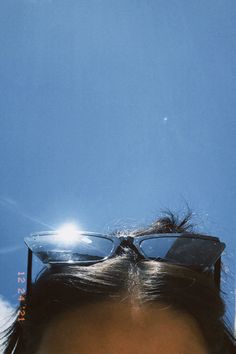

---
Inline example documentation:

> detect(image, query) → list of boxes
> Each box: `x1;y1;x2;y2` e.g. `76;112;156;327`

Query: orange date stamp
17;272;26;321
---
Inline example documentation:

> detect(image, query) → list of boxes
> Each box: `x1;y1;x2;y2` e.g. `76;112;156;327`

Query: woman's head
2;211;235;354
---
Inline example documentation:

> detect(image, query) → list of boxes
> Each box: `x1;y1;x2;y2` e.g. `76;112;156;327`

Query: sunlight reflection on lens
57;223;80;243
57;223;92;244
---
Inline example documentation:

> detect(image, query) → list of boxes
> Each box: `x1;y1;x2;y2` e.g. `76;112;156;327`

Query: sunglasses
24;231;225;297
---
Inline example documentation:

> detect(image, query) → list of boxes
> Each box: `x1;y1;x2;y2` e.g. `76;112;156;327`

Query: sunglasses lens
140;236;225;270
24;234;114;263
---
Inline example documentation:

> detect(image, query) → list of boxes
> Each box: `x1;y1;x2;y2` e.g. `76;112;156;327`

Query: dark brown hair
1;210;236;354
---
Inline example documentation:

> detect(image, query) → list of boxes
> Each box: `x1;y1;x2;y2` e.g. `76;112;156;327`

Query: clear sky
0;0;235;335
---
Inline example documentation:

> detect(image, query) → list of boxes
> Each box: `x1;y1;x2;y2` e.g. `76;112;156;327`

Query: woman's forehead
35;302;208;354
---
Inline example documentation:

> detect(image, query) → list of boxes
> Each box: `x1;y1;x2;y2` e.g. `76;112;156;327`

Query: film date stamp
17;271;26;321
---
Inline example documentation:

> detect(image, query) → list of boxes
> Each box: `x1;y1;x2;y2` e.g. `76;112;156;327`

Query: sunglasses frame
25;231;225;298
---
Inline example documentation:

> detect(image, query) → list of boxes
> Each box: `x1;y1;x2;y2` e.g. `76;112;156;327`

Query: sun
57;223;80;243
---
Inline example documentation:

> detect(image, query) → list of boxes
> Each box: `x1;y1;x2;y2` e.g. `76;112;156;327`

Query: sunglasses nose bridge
119;235;134;244
117;236;140;255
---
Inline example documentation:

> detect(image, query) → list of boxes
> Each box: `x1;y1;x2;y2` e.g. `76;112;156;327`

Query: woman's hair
1;210;236;354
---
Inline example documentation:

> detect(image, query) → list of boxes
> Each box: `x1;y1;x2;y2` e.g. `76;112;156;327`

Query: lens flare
57;223;80;243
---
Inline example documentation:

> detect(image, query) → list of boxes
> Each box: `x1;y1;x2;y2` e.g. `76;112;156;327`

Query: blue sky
0;0;235;334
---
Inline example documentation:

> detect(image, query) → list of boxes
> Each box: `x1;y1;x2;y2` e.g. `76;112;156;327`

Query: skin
35;301;209;354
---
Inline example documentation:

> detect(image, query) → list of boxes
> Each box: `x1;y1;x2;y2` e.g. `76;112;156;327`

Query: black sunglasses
24;231;225;297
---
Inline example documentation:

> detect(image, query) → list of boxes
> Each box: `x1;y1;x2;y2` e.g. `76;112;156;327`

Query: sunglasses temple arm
26;248;33;299
214;257;221;290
